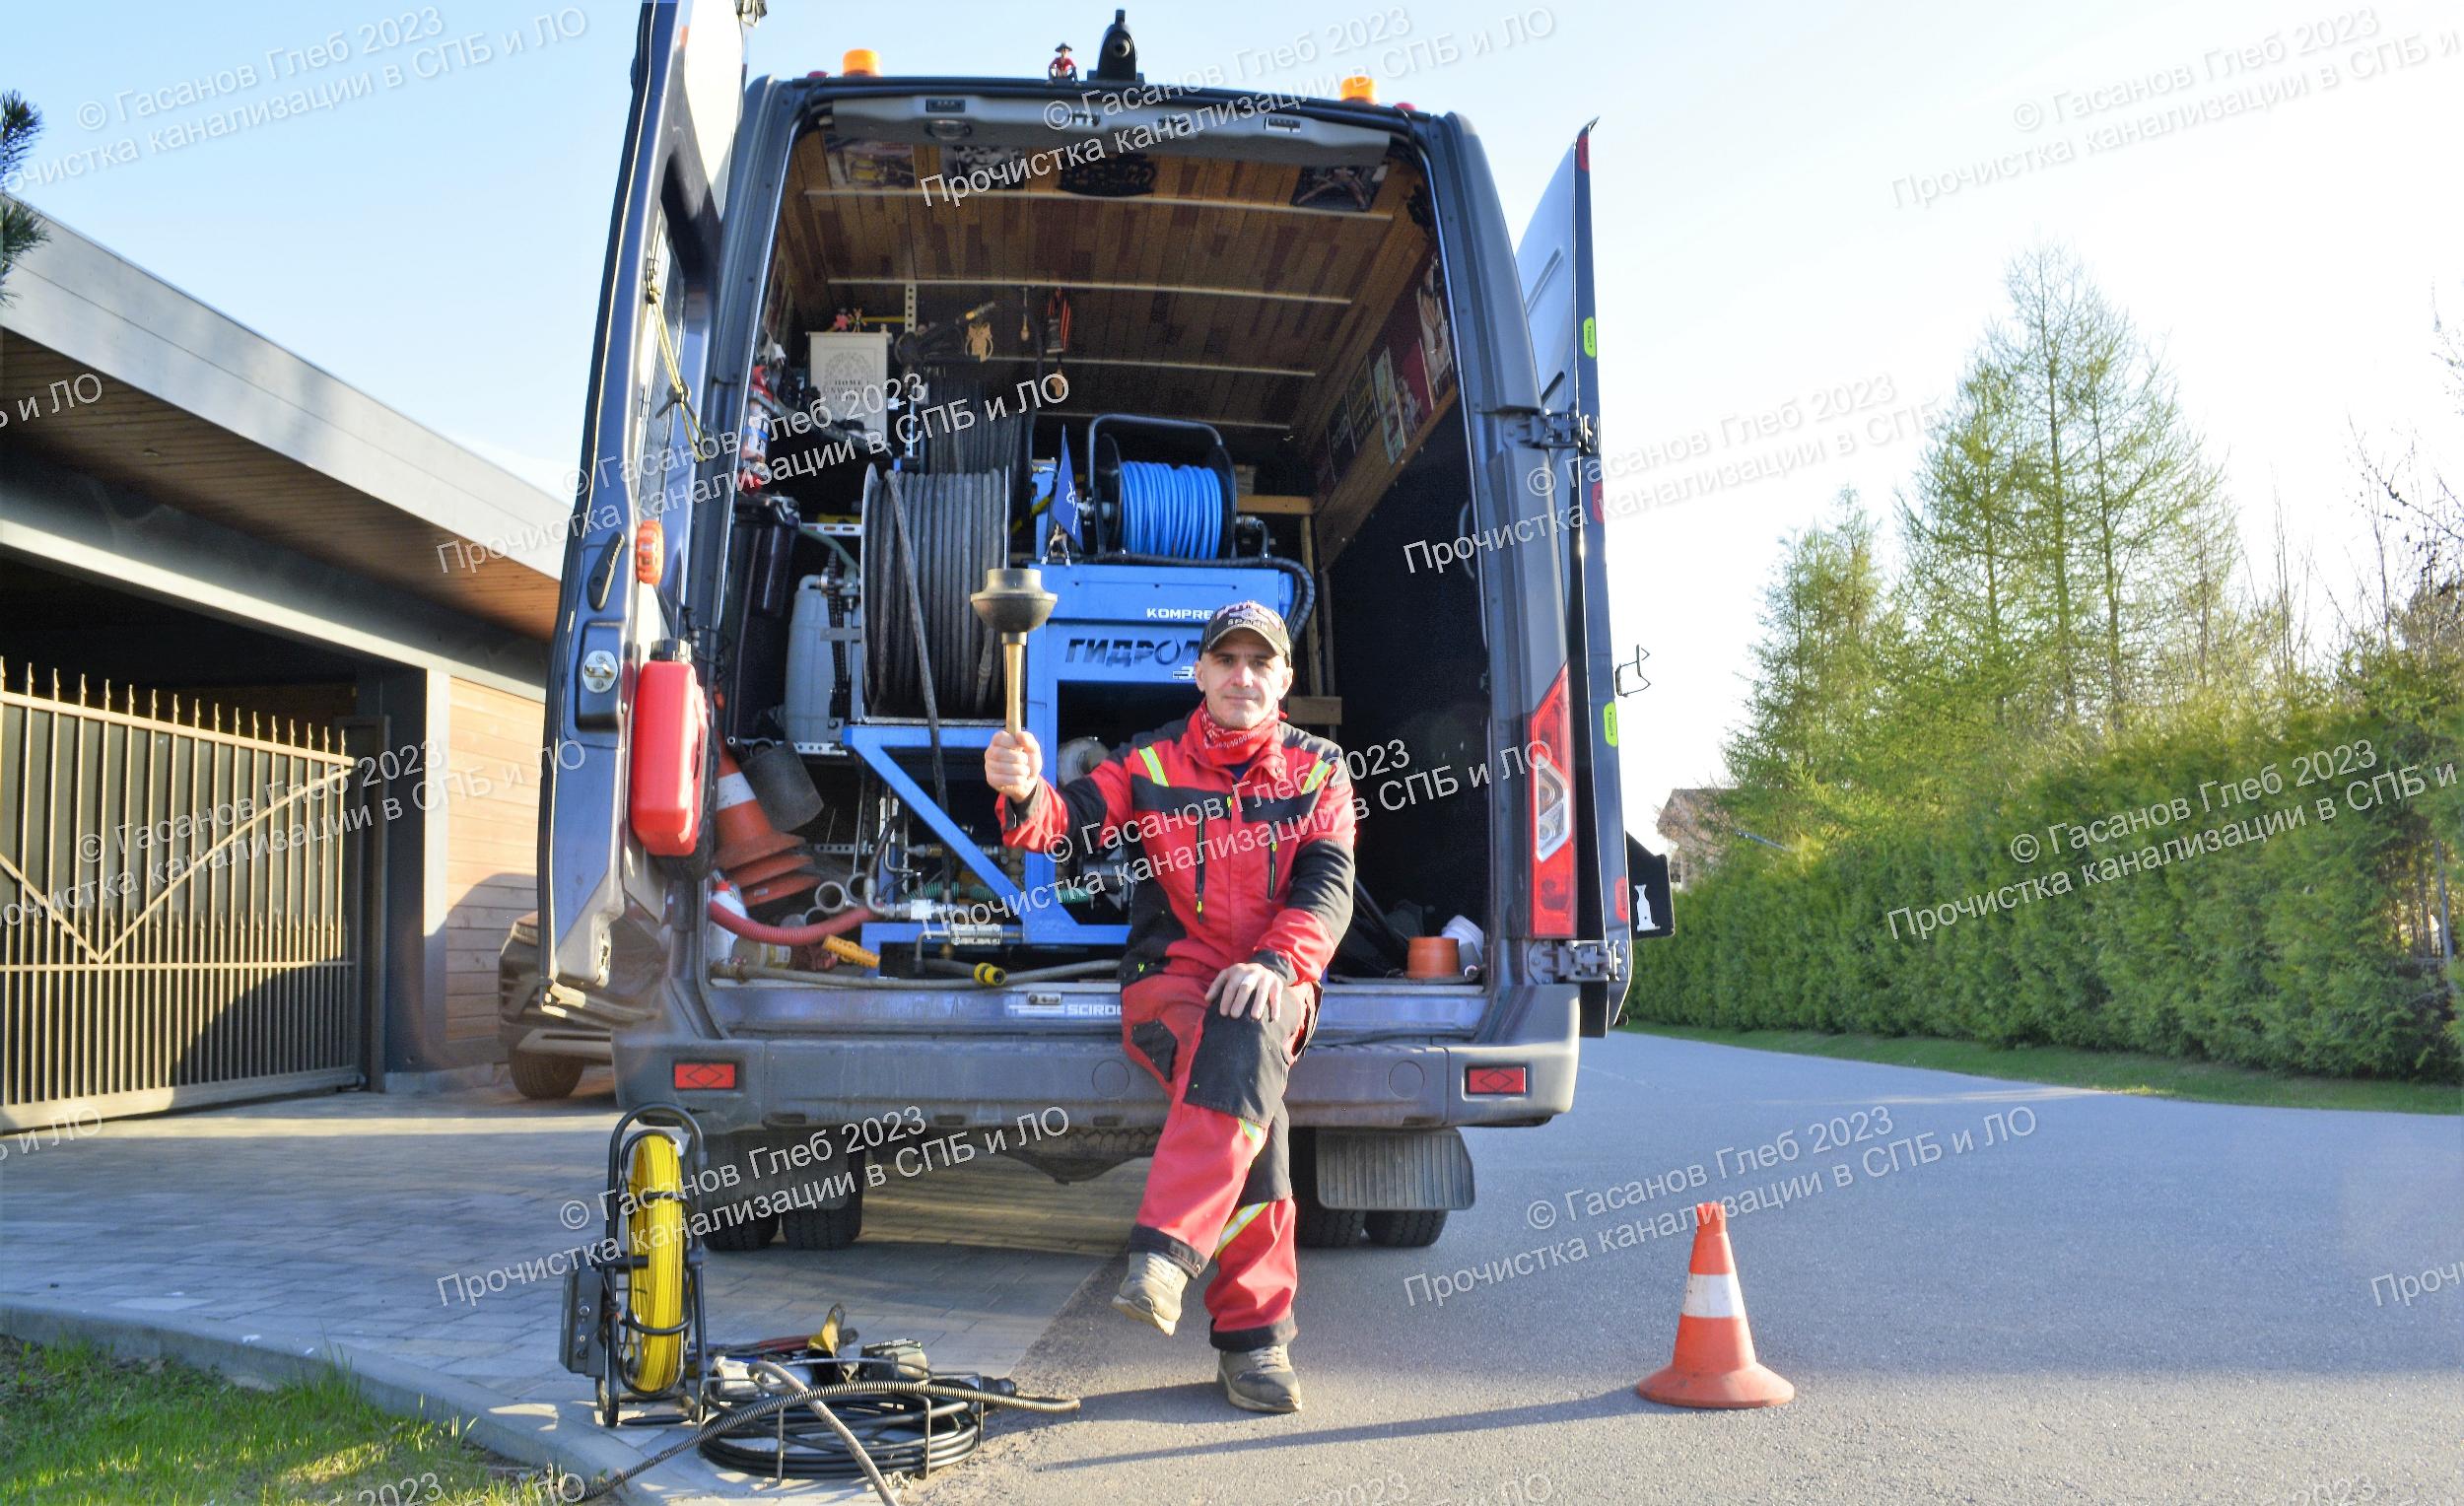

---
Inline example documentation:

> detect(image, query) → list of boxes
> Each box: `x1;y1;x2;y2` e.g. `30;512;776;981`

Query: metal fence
0;665;371;1129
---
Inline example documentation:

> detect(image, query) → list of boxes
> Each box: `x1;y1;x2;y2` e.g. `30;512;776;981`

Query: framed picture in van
1415;253;1456;401
826;137;916;189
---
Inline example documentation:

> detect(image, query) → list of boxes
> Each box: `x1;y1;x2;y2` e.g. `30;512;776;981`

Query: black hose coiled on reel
863;468;1008;718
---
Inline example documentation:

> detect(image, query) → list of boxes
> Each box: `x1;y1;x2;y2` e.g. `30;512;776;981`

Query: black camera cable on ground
573;1338;1079;1503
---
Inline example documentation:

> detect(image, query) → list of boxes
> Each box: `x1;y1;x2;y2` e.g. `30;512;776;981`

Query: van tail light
630;649;707;856
1530;664;1576;937
674;1061;736;1091
1467;1064;1528;1095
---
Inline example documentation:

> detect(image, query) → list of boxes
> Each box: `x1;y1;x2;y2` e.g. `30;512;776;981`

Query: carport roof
0;216;569;640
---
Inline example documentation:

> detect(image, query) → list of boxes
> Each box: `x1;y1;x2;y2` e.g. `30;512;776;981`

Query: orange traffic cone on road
1636;1200;1794;1408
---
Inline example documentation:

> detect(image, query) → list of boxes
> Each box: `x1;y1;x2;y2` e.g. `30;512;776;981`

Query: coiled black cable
698;1356;987;1481
571;1353;1079;1503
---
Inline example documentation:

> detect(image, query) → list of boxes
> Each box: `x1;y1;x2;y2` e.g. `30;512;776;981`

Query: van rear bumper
612;995;1579;1140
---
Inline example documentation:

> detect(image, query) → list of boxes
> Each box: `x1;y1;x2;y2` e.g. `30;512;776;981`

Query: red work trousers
1120;969;1315;1351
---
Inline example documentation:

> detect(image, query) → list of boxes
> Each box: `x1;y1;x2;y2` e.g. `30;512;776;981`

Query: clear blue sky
14;1;2461;827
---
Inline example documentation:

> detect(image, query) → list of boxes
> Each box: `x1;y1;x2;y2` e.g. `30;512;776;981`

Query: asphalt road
911;1031;2464;1506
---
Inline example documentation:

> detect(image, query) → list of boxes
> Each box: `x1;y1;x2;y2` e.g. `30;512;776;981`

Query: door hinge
1528;936;1628;984
1514;409;1595;454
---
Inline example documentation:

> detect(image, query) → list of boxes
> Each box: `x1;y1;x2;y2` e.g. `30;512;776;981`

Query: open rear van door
538;0;749;995
1516;120;1633;1035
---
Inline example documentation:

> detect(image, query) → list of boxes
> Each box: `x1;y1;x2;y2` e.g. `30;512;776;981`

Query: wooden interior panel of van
773;132;1462;564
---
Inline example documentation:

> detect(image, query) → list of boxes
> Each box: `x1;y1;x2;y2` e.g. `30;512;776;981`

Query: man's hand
1207;961;1287;1021
985;728;1043;803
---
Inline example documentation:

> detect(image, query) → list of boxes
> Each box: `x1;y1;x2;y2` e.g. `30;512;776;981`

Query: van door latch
1515;409;1596;454
1529;937;1627;983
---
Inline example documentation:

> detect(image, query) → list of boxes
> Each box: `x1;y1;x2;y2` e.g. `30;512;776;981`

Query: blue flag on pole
1053;426;1082;547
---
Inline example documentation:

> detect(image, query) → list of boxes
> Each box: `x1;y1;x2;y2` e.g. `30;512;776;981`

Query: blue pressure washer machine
758;410;1310;963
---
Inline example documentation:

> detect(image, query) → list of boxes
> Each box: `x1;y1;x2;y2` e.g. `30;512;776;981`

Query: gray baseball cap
1198;599;1292;659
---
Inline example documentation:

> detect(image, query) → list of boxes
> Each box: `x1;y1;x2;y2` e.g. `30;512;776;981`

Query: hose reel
1116;461;1226;558
561;1105;710;1429
860;467;1008;718
1087;415;1236;559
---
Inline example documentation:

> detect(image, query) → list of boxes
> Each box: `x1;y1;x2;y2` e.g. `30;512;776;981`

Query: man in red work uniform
983;599;1353;1413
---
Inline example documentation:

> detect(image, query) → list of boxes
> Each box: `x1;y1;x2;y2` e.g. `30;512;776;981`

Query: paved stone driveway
0;1072;1142;1501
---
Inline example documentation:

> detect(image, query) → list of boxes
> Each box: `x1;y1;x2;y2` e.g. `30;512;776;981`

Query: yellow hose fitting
822;935;880;969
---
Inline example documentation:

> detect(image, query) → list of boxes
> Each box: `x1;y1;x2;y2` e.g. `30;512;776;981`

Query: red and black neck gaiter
1186;706;1281;772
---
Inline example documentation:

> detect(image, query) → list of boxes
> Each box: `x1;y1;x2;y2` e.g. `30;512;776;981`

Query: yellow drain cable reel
557;1105;1081;1499
560;1104;710;1428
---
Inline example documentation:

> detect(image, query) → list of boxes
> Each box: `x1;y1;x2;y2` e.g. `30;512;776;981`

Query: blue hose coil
1117;461;1223;559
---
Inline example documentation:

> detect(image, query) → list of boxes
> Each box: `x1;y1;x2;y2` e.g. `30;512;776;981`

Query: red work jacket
997;709;1356;989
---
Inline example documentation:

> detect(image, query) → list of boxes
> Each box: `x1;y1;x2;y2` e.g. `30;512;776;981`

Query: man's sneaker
1218;1343;1303;1413
1112;1251;1188;1335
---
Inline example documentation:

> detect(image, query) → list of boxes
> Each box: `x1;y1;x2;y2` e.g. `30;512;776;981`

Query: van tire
780;1180;865;1251
1296;1199;1365;1248
1364;1209;1448;1248
703;1209;780;1252
510;1051;584;1100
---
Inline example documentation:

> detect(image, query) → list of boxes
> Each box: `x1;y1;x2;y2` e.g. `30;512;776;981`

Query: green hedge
1629;708;2463;1082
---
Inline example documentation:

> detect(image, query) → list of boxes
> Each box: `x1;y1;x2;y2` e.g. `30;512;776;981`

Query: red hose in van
705;902;876;947
630;656;708;856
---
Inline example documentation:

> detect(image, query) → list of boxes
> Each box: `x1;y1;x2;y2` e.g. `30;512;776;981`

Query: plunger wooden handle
972;568;1054;746
1002;638;1025;738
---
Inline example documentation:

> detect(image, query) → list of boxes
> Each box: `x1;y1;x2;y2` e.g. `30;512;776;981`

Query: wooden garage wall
444;677;543;1044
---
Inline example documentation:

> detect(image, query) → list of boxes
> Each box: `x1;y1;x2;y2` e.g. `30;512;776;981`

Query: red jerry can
629;653;707;856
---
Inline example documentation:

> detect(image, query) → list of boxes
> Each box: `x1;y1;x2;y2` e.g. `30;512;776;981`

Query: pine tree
1947;242;2250;738
1899;352;2045;751
0;93;47;307
1990;244;2097;726
1721;492;1899;848
2070;300;2237;728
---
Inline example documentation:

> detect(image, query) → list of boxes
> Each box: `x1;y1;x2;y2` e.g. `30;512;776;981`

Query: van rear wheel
1364;1209;1448;1248
510;1051;584;1100
1295;1197;1365;1249
703;1208;780;1252
779;1176;865;1250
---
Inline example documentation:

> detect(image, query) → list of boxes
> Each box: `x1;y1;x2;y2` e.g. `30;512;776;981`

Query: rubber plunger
1635;1200;1795;1408
970;568;1058;738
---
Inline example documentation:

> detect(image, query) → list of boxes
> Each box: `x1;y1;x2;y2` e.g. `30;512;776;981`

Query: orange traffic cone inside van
712;748;822;914
1635;1201;1795;1408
